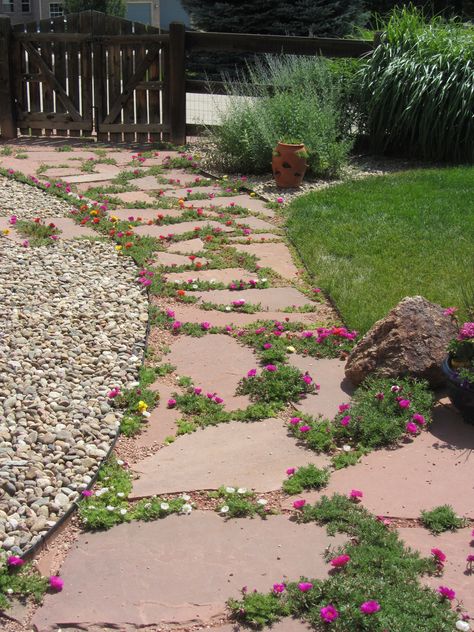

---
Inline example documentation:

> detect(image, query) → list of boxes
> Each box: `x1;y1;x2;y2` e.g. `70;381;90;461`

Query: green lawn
286;166;474;333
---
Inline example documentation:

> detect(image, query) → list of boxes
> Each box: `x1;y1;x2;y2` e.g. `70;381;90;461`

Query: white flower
237;487;247;494
220;505;230;513
260;278;267;283
117;492;125;498
116;459;124;465
95;487;108;497
160;502;170;510
257;498;267;506
175;279;182;284
106;505;115;511
210;279;216;284
181;503;192;514
89;505;96;509
456;622;471;632
192;284;198;289
142;410;151;418
225;306;231;311
225;486;236;494
181;493;191;501
144;502;151;509
119;508;127;515
6;588;13;595
342;445;352;452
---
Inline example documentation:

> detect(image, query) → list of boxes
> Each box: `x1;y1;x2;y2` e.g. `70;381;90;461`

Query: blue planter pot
441;358;474;424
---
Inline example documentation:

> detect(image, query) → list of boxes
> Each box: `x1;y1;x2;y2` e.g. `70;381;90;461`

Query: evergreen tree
63;0;126;17
181;0;369;38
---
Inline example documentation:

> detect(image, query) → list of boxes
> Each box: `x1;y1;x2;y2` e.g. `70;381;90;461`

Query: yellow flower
128;225;134;230
250;192;256;197
110;215;118;222
2;228;10;235
137;400;148;412
115;245;122;251
90;209;98;216
222;175;228;180
286;346;296;354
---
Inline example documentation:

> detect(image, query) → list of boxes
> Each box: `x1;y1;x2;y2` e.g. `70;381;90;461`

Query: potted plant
271;138;308;188
442;321;474;423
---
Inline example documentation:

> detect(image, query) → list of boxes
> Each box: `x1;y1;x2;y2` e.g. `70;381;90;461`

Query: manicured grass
286;167;474;333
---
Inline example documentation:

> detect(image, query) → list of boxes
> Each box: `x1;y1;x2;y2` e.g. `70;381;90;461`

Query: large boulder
345;296;457;387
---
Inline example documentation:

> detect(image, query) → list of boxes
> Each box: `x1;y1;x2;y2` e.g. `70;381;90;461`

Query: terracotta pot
272;142;308;188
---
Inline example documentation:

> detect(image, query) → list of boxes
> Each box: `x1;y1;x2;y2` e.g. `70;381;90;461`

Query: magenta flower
431;548;446;563
7;556;24;567
201;322;211;331
349;489;363;500
273;583;285;594
339;403;350;412
320;605;339;623
391;385;401;393
49;576;64;592
443;307;457;316
289;417;301;426
166;309;175;318
206;392;215;399
412;413;426;425
167;398;177;408
81;489;93;497
277;197;284;204
406;421;419;435
21;240;29;247
360;600;381;614
172;321;182;331
302;374;313;385
293;499;306;509
194;387;202;395
263;343;272;349
108;388;120;398
255;327;266;334
340;415;351;427
265;364;277;372
9;215;17;225
286;467;296;476
398;399;411;409
330;554;351;568
299;425;310;433
375;392;385;400
214;396;224;404
438;586;456;600
141;279;151;287
298;582;313;592
247;369;257;377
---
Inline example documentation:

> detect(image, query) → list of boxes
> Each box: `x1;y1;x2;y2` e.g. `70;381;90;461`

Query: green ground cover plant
15;219;61;246
282;464;330;495
420;505;468;534
286;167;474;333
210;486;272;519
0;556;47;610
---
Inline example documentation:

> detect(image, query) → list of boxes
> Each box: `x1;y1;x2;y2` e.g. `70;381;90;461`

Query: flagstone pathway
0;141;472;631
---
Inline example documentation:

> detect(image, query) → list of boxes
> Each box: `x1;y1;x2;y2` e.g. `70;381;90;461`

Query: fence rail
0;11;376;144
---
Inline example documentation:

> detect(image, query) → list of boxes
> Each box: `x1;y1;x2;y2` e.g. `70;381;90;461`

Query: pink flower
391;385;401;393
431;548;446;563
349;489;363;500
108;388;120;398
49;576;64;592
206;392;215;399
320;605;339;623
201;322;211;331
293;499;306;509
166;309;175;318
443;307;457;316
7;556;24;567
338;403;350;412
172;321;182;331
81;489;93;497
375;392;385;400
277;197;284;203
330;554;351;568
299;425;310;433
340;415;351;427
214;396;224;404
406;421;419;435
438;586;456;600
21;240;29;247
265;364;277;372
399;399;411;409
286;467;296;476
412;413;426;425
247;369;257;377
298;582;313;592
289;417;301;426
167;398;177;408
302;374;313;385
9;215;17;225
273;583;285;593
50;235;59;241
376;515;391;526
263;343;272;349
194;387;202;395
313;288;321;293
360;600;381;614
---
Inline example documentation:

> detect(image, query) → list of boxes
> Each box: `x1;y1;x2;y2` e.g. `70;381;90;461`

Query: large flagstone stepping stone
190;195;252;208
31;512;343;631
159;169;203;184
154;251;208;267
114;190;157;205
282;402;473;518
66;169;120;183
165;334;254;409
233;242;299;279
111;207;188;221
132;418;329;497
398;527;474;614
167;237;205;254
235;215;276;230
135;220;234;237
165;267;254;283
233;194;276;217
128;175;169;191
195;287;316;311
41;167;82;178
40;217;96;240
166;185;222;198
289;356;353;419
228;232;283;243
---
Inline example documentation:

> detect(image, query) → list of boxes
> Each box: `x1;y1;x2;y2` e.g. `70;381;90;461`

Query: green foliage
228;591;290;628
420;505;468;534
286;167;474;333
0;557;47;611
363;6;474;161
209;55;353;178
288;416;336;453
282;464;330;495
211;486;271;519
115;368;160;437
0;145;12;155
331;447;370;469
237;364;316;404
63;0;126;16
133;496;187;521
15;219;60;246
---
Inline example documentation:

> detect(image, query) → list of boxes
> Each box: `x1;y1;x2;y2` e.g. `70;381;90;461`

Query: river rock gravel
0;175;76;219
0;237;148;555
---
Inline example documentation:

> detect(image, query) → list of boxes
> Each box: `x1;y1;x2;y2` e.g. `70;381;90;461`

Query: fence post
168;21;186;145
0;16;17;139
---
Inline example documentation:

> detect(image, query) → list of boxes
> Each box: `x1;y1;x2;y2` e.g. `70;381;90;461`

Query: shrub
362;6;474;161
420;505;467;534
209;55;354;178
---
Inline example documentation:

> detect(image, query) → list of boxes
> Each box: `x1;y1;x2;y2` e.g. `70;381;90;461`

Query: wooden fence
0;11;375;145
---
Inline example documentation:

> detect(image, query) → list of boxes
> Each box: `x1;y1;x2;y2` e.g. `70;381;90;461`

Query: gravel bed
0;175;76;219
0;238;148;555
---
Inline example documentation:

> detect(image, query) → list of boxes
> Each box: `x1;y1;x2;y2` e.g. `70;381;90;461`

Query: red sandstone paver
135;220;234;237
282;402;474;518
165;185;222;198
165;267;254;283
114;190;157;205
134;383;182;449
195;287;316;311
132;417;329;497
165;334;255;410
233;194;276;217
155;252;209;267
40;217;96;240
159;169;202;184
234;216;276;230
167;237;205;254
110;207;188;221
232;242;299;279
41;167;82;178
64;169;120;183
398;527;474;615
289;356;354;419
229;233;283;243
130;175;170;191
31;512;344;631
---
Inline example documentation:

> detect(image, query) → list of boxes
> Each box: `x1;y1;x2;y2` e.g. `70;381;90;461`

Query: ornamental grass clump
363;6;474;162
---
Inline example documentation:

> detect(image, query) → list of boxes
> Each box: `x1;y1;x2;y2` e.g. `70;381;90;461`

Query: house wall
0;0;40;24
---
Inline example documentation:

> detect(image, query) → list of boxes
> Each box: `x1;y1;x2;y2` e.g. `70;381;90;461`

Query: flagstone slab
160;169;203;185
166;185;222;198
134;383;182;448
289;356;354;419
41;167;82;178
132;418;329;497
233;195;276;217
32;512;343;631
154;252;208;267
167;237;205;254
229;233;283;243
190;195;251;208
114;190;158;205
165;334;254;410
41;217;97;240
282;402;474;518
233;242;298;279
66;169;120;183
129;175;168;191
165;267;254;283
195;287;316;311
135;220;234;237
110;207;187;221
234;216;276;231
398;527;474;614
0;217;23;243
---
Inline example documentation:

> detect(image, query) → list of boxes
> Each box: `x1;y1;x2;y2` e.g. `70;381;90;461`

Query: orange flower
125;230;133;236
195;262;202;269
125;242;133;249
93;218;100;224
147;220;153;225
177;289;186;296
